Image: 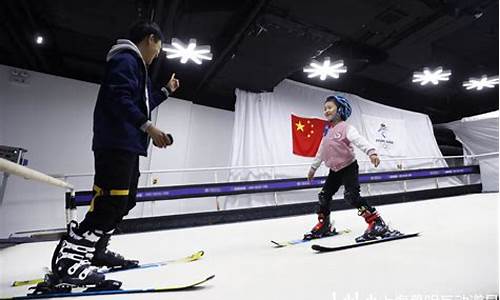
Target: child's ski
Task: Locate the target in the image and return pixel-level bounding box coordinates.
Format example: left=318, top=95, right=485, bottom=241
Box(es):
left=271, top=228, right=351, bottom=248
left=312, top=232, right=420, bottom=252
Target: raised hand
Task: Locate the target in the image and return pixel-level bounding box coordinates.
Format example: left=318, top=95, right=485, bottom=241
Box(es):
left=166, top=73, right=180, bottom=92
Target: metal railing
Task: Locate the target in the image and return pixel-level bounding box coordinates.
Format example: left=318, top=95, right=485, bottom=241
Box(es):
left=50, top=152, right=496, bottom=213
left=5, top=153, right=494, bottom=239
left=50, top=152, right=497, bottom=179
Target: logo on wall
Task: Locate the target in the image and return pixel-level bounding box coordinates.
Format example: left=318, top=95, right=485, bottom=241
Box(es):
left=375, top=123, right=395, bottom=149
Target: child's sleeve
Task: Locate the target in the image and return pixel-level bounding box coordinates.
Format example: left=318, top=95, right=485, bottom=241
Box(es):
left=310, top=137, right=324, bottom=170
left=346, top=125, right=377, bottom=156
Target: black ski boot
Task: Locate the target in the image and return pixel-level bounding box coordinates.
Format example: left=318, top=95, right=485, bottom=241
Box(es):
left=29, top=273, right=121, bottom=296
left=304, top=213, right=336, bottom=240
left=355, top=207, right=396, bottom=242
left=92, top=233, right=139, bottom=270
left=51, top=221, right=107, bottom=286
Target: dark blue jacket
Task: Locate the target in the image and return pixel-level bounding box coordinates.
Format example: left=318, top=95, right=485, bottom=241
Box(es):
left=92, top=50, right=168, bottom=156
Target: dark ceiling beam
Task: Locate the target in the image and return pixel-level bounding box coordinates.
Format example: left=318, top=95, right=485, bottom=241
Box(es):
left=377, top=0, right=496, bottom=51
left=194, top=0, right=270, bottom=97
left=18, top=0, right=66, bottom=74
left=163, top=0, right=181, bottom=40
left=155, top=0, right=181, bottom=40
left=265, top=5, right=348, bottom=42
left=135, top=0, right=154, bottom=19
left=150, top=0, right=182, bottom=82
left=263, top=7, right=381, bottom=74
left=422, top=105, right=457, bottom=118
left=0, top=2, right=39, bottom=70
left=3, top=1, right=50, bottom=72
left=2, top=21, right=38, bottom=69
left=418, top=0, right=447, bottom=10
left=382, top=13, right=447, bottom=51
left=58, top=52, right=104, bottom=67
left=430, top=42, right=481, bottom=68
left=0, top=47, right=10, bottom=55
left=150, top=0, right=163, bottom=21
left=37, top=23, right=112, bottom=45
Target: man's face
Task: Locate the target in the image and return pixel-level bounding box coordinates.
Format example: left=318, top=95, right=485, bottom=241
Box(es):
left=144, top=35, right=162, bottom=65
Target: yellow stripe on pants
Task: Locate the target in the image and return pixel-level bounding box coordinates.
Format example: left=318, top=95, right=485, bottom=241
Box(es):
left=88, top=185, right=129, bottom=212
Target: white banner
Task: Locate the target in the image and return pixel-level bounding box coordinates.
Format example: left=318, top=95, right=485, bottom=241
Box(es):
left=362, top=115, right=406, bottom=157
left=439, top=112, right=499, bottom=191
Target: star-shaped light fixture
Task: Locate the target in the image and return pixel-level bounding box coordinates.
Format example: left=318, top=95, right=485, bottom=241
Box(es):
left=303, top=57, right=347, bottom=80
left=462, top=75, right=499, bottom=90
left=412, top=67, right=451, bottom=85
left=163, top=38, right=213, bottom=65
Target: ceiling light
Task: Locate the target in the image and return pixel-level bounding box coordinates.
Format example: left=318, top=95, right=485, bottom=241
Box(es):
left=303, top=57, right=347, bottom=80
left=473, top=10, right=483, bottom=19
left=412, top=67, right=451, bottom=85
left=35, top=35, right=44, bottom=45
left=162, top=38, right=213, bottom=65
left=462, top=75, right=499, bottom=90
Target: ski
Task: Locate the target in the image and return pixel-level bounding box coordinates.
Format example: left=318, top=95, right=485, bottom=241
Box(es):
left=271, top=228, right=351, bottom=248
left=11, top=250, right=205, bottom=287
left=311, top=232, right=420, bottom=252
left=1, top=275, right=215, bottom=299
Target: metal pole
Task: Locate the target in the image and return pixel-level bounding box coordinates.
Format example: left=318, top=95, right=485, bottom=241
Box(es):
left=433, top=161, right=439, bottom=189
left=214, top=171, right=221, bottom=211
left=365, top=162, right=372, bottom=196
left=400, top=160, right=408, bottom=192
left=65, top=190, right=77, bottom=227
left=0, top=172, right=10, bottom=205
left=272, top=167, right=278, bottom=206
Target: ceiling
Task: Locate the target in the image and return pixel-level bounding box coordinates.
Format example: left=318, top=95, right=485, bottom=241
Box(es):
left=0, top=0, right=498, bottom=123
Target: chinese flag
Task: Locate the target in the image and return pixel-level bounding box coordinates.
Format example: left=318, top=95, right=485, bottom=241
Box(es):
left=291, top=114, right=327, bottom=157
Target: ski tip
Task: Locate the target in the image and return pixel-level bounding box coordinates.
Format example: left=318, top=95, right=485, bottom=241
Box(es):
left=397, top=232, right=420, bottom=237
left=187, top=274, right=215, bottom=288
left=270, top=241, right=284, bottom=247
left=186, top=250, right=205, bottom=262
left=193, top=274, right=216, bottom=288
left=206, top=274, right=216, bottom=281
left=311, top=244, right=323, bottom=252
left=11, top=279, right=44, bottom=287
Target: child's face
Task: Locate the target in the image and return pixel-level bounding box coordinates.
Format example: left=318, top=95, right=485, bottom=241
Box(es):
left=324, top=100, right=337, bottom=121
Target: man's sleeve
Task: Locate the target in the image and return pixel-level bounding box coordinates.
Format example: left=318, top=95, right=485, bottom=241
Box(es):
left=149, top=85, right=169, bottom=111
left=107, top=56, right=148, bottom=128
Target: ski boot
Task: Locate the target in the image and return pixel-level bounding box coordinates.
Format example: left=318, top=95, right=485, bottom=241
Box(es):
left=28, top=273, right=73, bottom=296
left=304, top=213, right=336, bottom=240
left=28, top=272, right=121, bottom=296
left=92, top=232, right=139, bottom=271
left=50, top=221, right=111, bottom=287
left=355, top=207, right=400, bottom=242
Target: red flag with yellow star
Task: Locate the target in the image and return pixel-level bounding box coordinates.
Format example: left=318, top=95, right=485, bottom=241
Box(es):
left=291, top=114, right=327, bottom=157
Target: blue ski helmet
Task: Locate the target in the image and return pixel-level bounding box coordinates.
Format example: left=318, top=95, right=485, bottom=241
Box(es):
left=325, top=95, right=352, bottom=121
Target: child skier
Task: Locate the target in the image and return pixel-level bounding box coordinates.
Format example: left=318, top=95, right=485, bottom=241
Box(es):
left=305, top=95, right=398, bottom=242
